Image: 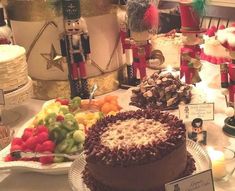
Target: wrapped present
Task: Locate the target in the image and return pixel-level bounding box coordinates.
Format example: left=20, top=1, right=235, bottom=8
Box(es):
left=4, top=0, right=123, bottom=99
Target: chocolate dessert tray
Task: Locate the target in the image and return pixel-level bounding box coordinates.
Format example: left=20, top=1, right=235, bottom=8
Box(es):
left=68, top=139, right=212, bottom=191
left=119, top=86, right=206, bottom=112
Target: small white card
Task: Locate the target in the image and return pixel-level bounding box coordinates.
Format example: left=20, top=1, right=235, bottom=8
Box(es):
left=165, top=170, right=215, bottom=191
left=0, top=89, right=5, bottom=105
left=179, top=103, right=214, bottom=122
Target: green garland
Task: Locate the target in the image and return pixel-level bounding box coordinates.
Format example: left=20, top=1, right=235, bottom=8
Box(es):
left=192, top=0, right=206, bottom=15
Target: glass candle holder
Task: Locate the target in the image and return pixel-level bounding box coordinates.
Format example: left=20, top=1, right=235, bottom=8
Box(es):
left=207, top=146, right=235, bottom=181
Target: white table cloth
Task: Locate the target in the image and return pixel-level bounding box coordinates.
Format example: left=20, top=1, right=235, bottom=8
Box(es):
left=0, top=64, right=235, bottom=191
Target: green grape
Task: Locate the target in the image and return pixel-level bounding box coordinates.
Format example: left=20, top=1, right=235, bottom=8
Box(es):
left=56, top=141, right=68, bottom=153
left=73, top=130, right=85, bottom=143
left=72, top=97, right=81, bottom=106
left=50, top=127, right=67, bottom=144
left=64, top=113, right=75, bottom=121
left=64, top=138, right=76, bottom=154
left=62, top=120, right=78, bottom=131
left=45, top=112, right=57, bottom=126
left=59, top=105, right=69, bottom=115
left=69, top=97, right=81, bottom=111
left=66, top=145, right=78, bottom=154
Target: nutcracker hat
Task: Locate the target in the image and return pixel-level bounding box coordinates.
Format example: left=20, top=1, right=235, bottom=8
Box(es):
left=179, top=0, right=206, bottom=33
left=127, top=0, right=159, bottom=32
left=62, top=0, right=81, bottom=20
left=192, top=118, right=203, bottom=128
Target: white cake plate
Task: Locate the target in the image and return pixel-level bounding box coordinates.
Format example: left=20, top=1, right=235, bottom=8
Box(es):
left=68, top=139, right=212, bottom=191
left=1, top=77, right=33, bottom=125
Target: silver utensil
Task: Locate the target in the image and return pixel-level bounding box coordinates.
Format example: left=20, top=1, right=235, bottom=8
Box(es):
left=11, top=151, right=83, bottom=161
left=89, top=84, right=98, bottom=107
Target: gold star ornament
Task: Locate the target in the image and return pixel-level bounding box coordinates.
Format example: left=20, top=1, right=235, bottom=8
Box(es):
left=41, top=44, right=64, bottom=72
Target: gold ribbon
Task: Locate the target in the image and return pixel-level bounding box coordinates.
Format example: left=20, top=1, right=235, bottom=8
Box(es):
left=5, top=0, right=62, bottom=21
left=4, top=0, right=114, bottom=21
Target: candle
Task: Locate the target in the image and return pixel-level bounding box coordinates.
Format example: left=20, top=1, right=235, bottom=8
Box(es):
left=207, top=147, right=227, bottom=180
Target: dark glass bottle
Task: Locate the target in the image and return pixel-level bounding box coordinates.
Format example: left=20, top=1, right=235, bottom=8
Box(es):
left=0, top=3, right=12, bottom=44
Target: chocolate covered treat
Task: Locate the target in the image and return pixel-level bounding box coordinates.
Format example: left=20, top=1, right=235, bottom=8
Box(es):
left=83, top=109, right=196, bottom=191
left=130, top=70, right=191, bottom=110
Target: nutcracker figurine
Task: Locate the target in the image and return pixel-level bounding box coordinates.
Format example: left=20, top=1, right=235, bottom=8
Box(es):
left=179, top=0, right=206, bottom=84
left=127, top=0, right=159, bottom=85
left=60, top=0, right=90, bottom=99
left=188, top=118, right=207, bottom=145
left=0, top=3, right=11, bottom=44
left=217, top=26, right=235, bottom=137
left=116, top=3, right=134, bottom=85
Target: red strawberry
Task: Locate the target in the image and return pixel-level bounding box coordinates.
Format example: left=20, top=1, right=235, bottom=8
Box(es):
left=22, top=129, right=33, bottom=141
left=219, top=25, right=225, bottom=30
left=5, top=154, right=15, bottom=162
left=10, top=144, right=22, bottom=152
left=35, top=144, right=44, bottom=152
left=25, top=136, right=38, bottom=150
left=41, top=141, right=55, bottom=152
left=12, top=138, right=23, bottom=146
left=36, top=132, right=49, bottom=144
left=56, top=115, right=64, bottom=122
left=207, top=29, right=215, bottom=37
left=55, top=98, right=69, bottom=106
left=39, top=156, right=54, bottom=164
left=35, top=125, right=49, bottom=134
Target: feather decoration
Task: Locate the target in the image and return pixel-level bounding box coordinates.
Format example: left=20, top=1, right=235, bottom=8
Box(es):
left=143, top=3, right=159, bottom=28
left=127, top=0, right=159, bottom=32
left=192, top=0, right=206, bottom=15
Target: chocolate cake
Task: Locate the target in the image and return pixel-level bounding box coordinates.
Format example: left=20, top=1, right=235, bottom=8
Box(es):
left=130, top=70, right=191, bottom=110
left=83, top=109, right=196, bottom=191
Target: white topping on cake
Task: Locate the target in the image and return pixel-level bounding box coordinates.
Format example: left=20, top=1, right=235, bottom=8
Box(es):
left=101, top=118, right=169, bottom=150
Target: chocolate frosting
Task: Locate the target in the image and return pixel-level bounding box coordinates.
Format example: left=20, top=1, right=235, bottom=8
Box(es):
left=84, top=109, right=186, bottom=167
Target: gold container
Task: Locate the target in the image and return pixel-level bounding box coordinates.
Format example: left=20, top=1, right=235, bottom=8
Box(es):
left=4, top=0, right=114, bottom=21
left=32, top=69, right=122, bottom=100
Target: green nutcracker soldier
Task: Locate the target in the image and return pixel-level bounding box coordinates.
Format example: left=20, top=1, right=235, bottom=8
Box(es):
left=60, top=0, right=90, bottom=99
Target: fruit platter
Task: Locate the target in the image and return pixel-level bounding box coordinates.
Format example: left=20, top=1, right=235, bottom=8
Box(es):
left=0, top=95, right=122, bottom=174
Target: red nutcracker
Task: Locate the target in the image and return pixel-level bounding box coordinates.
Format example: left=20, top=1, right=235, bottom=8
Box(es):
left=127, top=0, right=159, bottom=85
left=117, top=5, right=134, bottom=85
left=179, top=0, right=206, bottom=84
left=60, top=0, right=90, bottom=99
left=217, top=27, right=235, bottom=104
